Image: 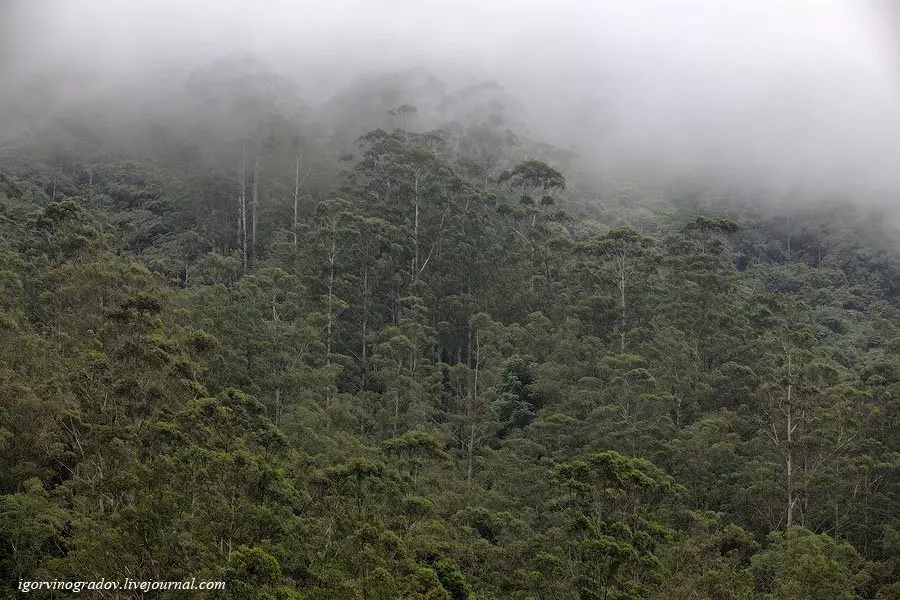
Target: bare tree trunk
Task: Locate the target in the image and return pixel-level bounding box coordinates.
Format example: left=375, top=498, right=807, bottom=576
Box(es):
left=271, top=287, right=283, bottom=425
left=293, top=150, right=303, bottom=249
left=361, top=267, right=369, bottom=389
left=413, top=172, right=420, bottom=281
left=617, top=254, right=627, bottom=353
left=467, top=422, right=476, bottom=482
left=467, top=330, right=480, bottom=482
left=240, top=142, right=248, bottom=270
left=326, top=232, right=336, bottom=365
left=393, top=388, right=400, bottom=435
left=467, top=321, right=473, bottom=367
left=786, top=352, right=796, bottom=529
left=252, top=155, right=259, bottom=263
left=274, top=387, right=282, bottom=427
left=786, top=210, right=792, bottom=261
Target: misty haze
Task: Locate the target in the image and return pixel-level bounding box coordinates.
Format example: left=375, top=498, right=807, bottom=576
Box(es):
left=1, top=1, right=900, bottom=598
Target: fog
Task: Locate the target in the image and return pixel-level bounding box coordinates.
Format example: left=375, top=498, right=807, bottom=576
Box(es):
left=2, top=0, right=899, bottom=197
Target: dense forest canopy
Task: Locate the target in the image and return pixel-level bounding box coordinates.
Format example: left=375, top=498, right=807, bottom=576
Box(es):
left=2, top=1, right=900, bottom=599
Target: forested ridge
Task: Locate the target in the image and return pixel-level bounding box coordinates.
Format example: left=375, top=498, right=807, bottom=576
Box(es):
left=1, top=60, right=900, bottom=599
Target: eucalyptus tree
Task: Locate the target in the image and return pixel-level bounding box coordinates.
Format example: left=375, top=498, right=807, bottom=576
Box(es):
left=578, top=226, right=657, bottom=353
left=656, top=217, right=745, bottom=369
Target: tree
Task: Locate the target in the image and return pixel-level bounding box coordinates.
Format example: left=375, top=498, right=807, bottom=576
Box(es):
left=499, top=159, right=565, bottom=199
left=751, top=527, right=868, bottom=600
left=547, top=452, right=677, bottom=599
left=652, top=511, right=756, bottom=600
left=752, top=301, right=856, bottom=532
left=578, top=226, right=656, bottom=353
left=0, top=479, right=67, bottom=583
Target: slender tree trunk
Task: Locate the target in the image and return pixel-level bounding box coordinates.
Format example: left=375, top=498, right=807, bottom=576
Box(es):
left=413, top=172, right=420, bottom=282
left=863, top=470, right=870, bottom=553
left=240, top=142, right=248, bottom=270
left=786, top=210, right=792, bottom=261
left=252, top=155, right=259, bottom=263
left=326, top=232, right=336, bottom=365
left=293, top=150, right=303, bottom=249
left=270, top=284, right=281, bottom=420
left=786, top=352, right=795, bottom=529
left=617, top=255, right=627, bottom=353
left=321, top=228, right=338, bottom=407
left=361, top=267, right=369, bottom=389
left=467, top=422, right=476, bottom=482
left=467, top=322, right=473, bottom=367
left=467, top=331, right=480, bottom=482
left=466, top=281, right=473, bottom=366
left=393, top=388, right=400, bottom=435
left=274, top=387, right=282, bottom=427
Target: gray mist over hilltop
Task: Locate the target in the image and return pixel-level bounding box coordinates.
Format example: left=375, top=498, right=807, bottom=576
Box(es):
left=2, top=0, right=898, bottom=200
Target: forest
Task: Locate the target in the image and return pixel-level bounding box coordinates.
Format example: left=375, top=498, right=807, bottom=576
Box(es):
left=1, top=51, right=900, bottom=599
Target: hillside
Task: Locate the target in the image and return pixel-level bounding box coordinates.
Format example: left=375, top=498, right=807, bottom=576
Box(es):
left=1, top=62, right=900, bottom=599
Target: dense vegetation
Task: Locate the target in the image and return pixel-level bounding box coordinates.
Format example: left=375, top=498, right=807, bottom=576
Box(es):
left=2, top=59, right=899, bottom=599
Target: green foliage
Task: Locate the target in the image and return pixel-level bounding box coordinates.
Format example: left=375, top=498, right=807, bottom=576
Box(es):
left=499, top=159, right=565, bottom=193
left=1, top=69, right=900, bottom=599
left=0, top=479, right=67, bottom=582
left=433, top=559, right=469, bottom=600
left=751, top=527, right=869, bottom=599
